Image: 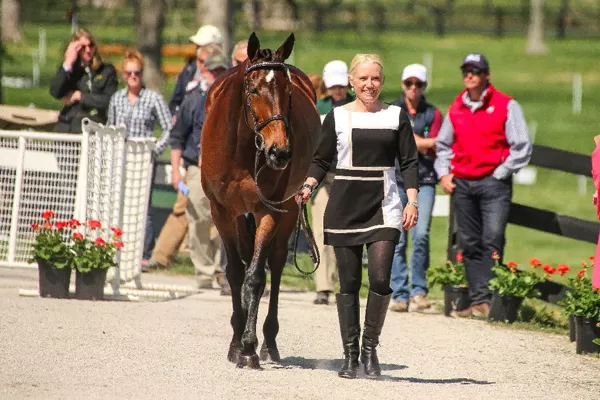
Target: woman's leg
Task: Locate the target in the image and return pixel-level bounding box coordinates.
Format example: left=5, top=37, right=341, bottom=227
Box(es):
left=333, top=245, right=363, bottom=379
left=361, top=240, right=395, bottom=378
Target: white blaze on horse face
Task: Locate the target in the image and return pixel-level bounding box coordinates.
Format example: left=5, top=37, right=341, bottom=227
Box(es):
left=265, top=70, right=275, bottom=83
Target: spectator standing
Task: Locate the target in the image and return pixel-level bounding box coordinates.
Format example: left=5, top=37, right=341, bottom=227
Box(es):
left=50, top=28, right=117, bottom=133
left=298, top=54, right=419, bottom=379
left=312, top=60, right=355, bottom=306
left=169, top=51, right=229, bottom=289
left=107, top=50, right=172, bottom=265
left=389, top=64, right=443, bottom=313
left=434, top=53, right=532, bottom=317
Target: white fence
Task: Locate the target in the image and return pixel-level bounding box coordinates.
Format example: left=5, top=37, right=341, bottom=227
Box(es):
left=0, top=119, right=155, bottom=294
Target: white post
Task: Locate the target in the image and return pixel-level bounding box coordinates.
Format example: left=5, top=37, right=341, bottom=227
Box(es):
left=39, top=28, right=47, bottom=65
left=528, top=120, right=537, bottom=142
left=8, top=137, right=27, bottom=265
left=423, top=52, right=433, bottom=90
left=572, top=73, right=582, bottom=115
left=578, top=175, right=587, bottom=195
left=32, top=50, right=40, bottom=87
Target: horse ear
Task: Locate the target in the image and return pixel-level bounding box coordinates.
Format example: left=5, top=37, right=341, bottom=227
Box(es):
left=247, top=32, right=260, bottom=61
left=276, top=33, right=295, bottom=62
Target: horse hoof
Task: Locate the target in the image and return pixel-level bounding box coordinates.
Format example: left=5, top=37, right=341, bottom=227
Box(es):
left=259, top=342, right=281, bottom=363
left=227, top=344, right=242, bottom=364
left=236, top=353, right=262, bottom=369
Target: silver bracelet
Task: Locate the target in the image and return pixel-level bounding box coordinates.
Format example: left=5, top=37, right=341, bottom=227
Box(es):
left=407, top=201, right=418, bottom=209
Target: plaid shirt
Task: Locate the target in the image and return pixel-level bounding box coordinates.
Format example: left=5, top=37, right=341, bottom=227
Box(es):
left=108, top=87, right=172, bottom=155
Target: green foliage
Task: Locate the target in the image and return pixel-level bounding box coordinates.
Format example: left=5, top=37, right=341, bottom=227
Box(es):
left=559, top=266, right=600, bottom=321
left=71, top=222, right=123, bottom=273
left=489, top=258, right=545, bottom=299
left=428, top=253, right=468, bottom=288
left=28, top=213, right=73, bottom=269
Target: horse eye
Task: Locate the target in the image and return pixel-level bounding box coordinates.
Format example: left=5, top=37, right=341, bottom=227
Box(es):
left=250, top=87, right=259, bottom=95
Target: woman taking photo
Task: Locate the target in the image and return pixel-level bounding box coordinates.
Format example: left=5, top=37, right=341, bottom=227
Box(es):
left=298, top=54, right=419, bottom=379
left=107, top=49, right=173, bottom=266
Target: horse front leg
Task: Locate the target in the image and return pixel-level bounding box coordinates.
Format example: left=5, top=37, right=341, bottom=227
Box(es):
left=237, top=212, right=277, bottom=369
left=260, top=210, right=298, bottom=363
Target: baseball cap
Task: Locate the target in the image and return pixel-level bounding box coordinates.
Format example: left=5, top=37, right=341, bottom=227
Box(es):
left=322, top=60, right=349, bottom=89
left=189, top=25, right=223, bottom=47
left=460, top=53, right=490, bottom=70
left=204, top=51, right=229, bottom=71
left=401, top=64, right=427, bottom=83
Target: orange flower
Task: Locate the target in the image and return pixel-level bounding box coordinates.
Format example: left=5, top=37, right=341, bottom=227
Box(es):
left=581, top=260, right=589, bottom=269
left=589, top=256, right=595, bottom=261
left=42, top=210, right=55, bottom=220
left=506, top=261, right=518, bottom=272
left=576, top=269, right=586, bottom=279
left=529, top=258, right=542, bottom=268
left=456, top=252, right=464, bottom=262
left=491, top=251, right=500, bottom=260
left=87, top=220, right=101, bottom=229
left=73, top=232, right=84, bottom=240
left=556, top=264, right=570, bottom=276
left=94, top=237, right=106, bottom=247
left=114, top=241, right=124, bottom=249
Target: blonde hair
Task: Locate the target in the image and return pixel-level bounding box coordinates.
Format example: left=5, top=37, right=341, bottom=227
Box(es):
left=70, top=28, right=102, bottom=70
left=348, top=53, right=385, bottom=83
left=231, top=39, right=248, bottom=61
left=122, top=49, right=144, bottom=71
left=308, top=74, right=327, bottom=100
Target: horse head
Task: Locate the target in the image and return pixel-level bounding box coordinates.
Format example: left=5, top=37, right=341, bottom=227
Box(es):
left=243, top=32, right=295, bottom=171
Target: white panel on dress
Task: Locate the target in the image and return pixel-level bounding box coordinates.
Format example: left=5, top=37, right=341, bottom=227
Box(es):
left=381, top=168, right=402, bottom=229
left=333, top=107, right=352, bottom=168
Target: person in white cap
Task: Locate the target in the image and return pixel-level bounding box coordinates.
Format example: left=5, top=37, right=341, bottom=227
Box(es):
left=168, top=25, right=224, bottom=116
left=389, top=63, right=443, bottom=313
left=316, top=60, right=354, bottom=115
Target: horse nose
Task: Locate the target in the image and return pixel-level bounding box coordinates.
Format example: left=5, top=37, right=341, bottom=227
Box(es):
left=268, top=145, right=291, bottom=164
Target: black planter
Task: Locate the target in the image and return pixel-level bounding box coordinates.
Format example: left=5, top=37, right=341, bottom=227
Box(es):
left=488, top=292, right=523, bottom=323
left=443, top=285, right=470, bottom=316
left=575, top=317, right=600, bottom=355
left=38, top=261, right=71, bottom=299
left=568, top=315, right=577, bottom=343
left=75, top=268, right=108, bottom=300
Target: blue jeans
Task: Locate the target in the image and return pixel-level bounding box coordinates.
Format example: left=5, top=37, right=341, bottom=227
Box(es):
left=143, top=210, right=155, bottom=261
left=390, top=184, right=435, bottom=302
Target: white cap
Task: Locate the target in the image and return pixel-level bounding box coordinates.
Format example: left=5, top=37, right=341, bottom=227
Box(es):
left=322, top=60, right=349, bottom=89
left=401, top=63, right=427, bottom=83
left=189, top=25, right=223, bottom=47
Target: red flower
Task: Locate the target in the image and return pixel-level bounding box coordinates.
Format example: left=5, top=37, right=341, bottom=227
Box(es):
left=111, top=227, right=123, bottom=237
left=69, top=218, right=81, bottom=227
left=42, top=222, right=52, bottom=230
left=576, top=269, right=586, bottom=278
left=42, top=210, right=55, bottom=220
left=31, top=223, right=39, bottom=231
left=556, top=264, right=570, bottom=276
left=529, top=258, right=542, bottom=268
left=589, top=256, right=595, bottom=261
left=506, top=261, right=518, bottom=272
left=456, top=252, right=464, bottom=262
left=491, top=251, right=500, bottom=260
left=114, top=241, right=124, bottom=249
left=94, top=237, right=106, bottom=246
left=542, top=264, right=556, bottom=275
left=73, top=232, right=84, bottom=240
left=87, top=220, right=101, bottom=229
left=55, top=221, right=68, bottom=231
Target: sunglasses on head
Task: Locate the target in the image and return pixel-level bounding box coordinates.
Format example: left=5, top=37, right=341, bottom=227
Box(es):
left=461, top=67, right=487, bottom=77
left=404, top=80, right=425, bottom=89
left=124, top=70, right=141, bottom=77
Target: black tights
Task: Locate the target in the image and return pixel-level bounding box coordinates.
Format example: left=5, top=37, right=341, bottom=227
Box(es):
left=334, top=241, right=395, bottom=296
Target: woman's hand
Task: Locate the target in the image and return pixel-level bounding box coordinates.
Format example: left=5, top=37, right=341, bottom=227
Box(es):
left=296, top=178, right=318, bottom=204
left=402, top=203, right=418, bottom=230
left=64, top=40, right=81, bottom=68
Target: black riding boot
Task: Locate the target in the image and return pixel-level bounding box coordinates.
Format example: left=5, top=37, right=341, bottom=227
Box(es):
left=361, top=290, right=392, bottom=378
left=336, top=293, right=360, bottom=379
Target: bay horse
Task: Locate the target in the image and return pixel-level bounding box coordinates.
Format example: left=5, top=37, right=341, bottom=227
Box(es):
left=200, top=32, right=321, bottom=369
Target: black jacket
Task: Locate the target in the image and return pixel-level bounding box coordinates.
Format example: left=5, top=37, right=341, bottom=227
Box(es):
left=50, top=61, right=118, bottom=133
left=169, top=60, right=197, bottom=116
left=169, top=87, right=206, bottom=168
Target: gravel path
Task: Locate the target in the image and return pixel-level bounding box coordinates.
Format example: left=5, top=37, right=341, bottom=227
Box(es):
left=1, top=267, right=598, bottom=400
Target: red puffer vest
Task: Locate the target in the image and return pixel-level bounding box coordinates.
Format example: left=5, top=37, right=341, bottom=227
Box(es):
left=448, top=84, right=512, bottom=179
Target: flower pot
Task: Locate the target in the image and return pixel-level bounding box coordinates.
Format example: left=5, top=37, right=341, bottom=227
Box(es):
left=75, top=268, right=108, bottom=300
left=443, top=285, right=470, bottom=316
left=488, top=292, right=523, bottom=323
left=37, top=261, right=71, bottom=299
left=568, top=315, right=577, bottom=343
left=575, top=317, right=600, bottom=355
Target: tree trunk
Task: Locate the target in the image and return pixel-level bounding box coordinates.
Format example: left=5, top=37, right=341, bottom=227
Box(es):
left=197, top=0, right=234, bottom=57
left=2, top=0, right=22, bottom=42
left=526, top=0, right=548, bottom=55
left=132, top=0, right=165, bottom=92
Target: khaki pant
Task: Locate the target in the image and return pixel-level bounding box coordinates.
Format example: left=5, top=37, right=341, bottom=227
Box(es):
left=150, top=191, right=188, bottom=267
left=312, top=178, right=337, bottom=293
left=185, top=165, right=220, bottom=278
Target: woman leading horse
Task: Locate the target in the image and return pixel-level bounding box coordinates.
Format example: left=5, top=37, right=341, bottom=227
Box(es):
left=200, top=32, right=321, bottom=369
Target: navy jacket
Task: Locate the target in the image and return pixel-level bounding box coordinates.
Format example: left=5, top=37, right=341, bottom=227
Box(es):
left=168, top=87, right=206, bottom=168
left=169, top=60, right=197, bottom=115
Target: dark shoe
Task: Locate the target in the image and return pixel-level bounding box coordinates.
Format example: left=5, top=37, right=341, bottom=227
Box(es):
left=313, top=291, right=330, bottom=305
left=361, top=290, right=392, bottom=378
left=141, top=259, right=165, bottom=273
left=336, top=293, right=360, bottom=379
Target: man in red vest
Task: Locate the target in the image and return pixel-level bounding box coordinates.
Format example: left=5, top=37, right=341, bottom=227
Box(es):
left=434, top=53, right=533, bottom=317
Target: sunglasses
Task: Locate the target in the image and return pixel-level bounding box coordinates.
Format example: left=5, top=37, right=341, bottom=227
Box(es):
left=461, top=67, right=487, bottom=77
left=124, top=70, right=141, bottom=77
left=404, top=80, right=425, bottom=89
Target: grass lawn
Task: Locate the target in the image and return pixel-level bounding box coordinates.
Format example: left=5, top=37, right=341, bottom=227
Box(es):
left=3, top=24, right=598, bottom=302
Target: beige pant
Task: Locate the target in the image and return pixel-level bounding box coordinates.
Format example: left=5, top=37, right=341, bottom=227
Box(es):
left=312, top=179, right=337, bottom=293
left=185, top=165, right=220, bottom=278
left=150, top=191, right=188, bottom=267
